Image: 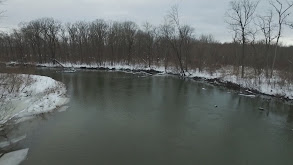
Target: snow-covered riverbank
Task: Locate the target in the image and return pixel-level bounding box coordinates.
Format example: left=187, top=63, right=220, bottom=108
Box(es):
left=0, top=148, right=29, bottom=165
left=6, top=61, right=293, bottom=100
left=0, top=74, right=69, bottom=126
left=0, top=73, right=69, bottom=164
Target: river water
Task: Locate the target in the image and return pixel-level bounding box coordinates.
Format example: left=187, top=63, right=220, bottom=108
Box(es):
left=11, top=69, right=293, bottom=165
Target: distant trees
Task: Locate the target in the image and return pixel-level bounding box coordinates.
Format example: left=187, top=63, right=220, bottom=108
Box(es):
left=161, top=5, right=194, bottom=75
left=89, top=19, right=108, bottom=64
left=255, top=10, right=275, bottom=76
left=224, top=0, right=293, bottom=79
left=269, top=0, right=293, bottom=77
left=43, top=18, right=61, bottom=64
left=196, top=34, right=218, bottom=72
left=225, top=0, right=259, bottom=77
left=21, top=20, right=44, bottom=63
left=107, top=21, right=120, bottom=64
left=18, top=18, right=61, bottom=63
left=122, top=21, right=137, bottom=65
left=0, top=2, right=292, bottom=80
left=142, top=22, right=156, bottom=68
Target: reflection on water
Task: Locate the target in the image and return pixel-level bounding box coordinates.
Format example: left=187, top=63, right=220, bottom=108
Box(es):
left=9, top=69, right=293, bottom=165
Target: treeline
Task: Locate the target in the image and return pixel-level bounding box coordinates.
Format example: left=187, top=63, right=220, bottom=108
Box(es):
left=0, top=1, right=292, bottom=79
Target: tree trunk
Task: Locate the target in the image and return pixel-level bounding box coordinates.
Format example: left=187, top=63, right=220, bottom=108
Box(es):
left=241, top=31, right=245, bottom=78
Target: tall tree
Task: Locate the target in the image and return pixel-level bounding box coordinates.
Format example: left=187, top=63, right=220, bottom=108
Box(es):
left=41, top=18, right=61, bottom=63
left=225, top=0, right=259, bottom=77
left=21, top=20, right=45, bottom=63
left=256, top=10, right=275, bottom=76
left=162, top=5, right=194, bottom=75
left=270, top=0, right=293, bottom=77
left=142, top=22, right=156, bottom=68
left=89, top=19, right=108, bottom=64
left=122, top=21, right=137, bottom=65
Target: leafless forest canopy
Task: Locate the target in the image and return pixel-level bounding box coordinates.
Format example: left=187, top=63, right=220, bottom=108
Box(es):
left=0, top=0, right=292, bottom=80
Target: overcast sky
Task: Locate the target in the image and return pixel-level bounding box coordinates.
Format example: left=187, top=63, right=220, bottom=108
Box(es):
left=1, top=0, right=293, bottom=44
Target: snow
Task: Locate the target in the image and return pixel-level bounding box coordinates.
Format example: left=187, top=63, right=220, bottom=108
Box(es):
left=0, top=74, right=69, bottom=125
left=239, top=94, right=256, bottom=98
left=57, top=106, right=70, bottom=112
left=7, top=61, right=293, bottom=99
left=0, top=148, right=29, bottom=165
left=14, top=116, right=35, bottom=125
left=0, top=74, right=69, bottom=165
left=0, top=135, right=27, bottom=148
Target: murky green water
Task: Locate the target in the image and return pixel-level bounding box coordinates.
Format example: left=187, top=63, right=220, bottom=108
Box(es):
left=13, top=70, right=293, bottom=165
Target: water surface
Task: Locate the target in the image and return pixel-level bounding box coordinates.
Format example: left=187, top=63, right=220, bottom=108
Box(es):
left=13, top=70, right=293, bottom=165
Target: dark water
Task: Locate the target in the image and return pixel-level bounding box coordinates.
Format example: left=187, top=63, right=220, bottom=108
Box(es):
left=13, top=70, right=293, bottom=165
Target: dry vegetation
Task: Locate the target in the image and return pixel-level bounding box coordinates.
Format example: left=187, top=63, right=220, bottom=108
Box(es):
left=0, top=66, right=36, bottom=127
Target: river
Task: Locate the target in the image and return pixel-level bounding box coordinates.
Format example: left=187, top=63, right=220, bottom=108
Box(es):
left=9, top=69, right=293, bottom=165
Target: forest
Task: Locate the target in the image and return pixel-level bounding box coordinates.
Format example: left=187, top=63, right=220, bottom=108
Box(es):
left=0, top=0, right=292, bottom=81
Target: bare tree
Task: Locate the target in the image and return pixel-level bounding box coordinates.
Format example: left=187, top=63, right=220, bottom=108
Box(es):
left=20, top=20, right=45, bottom=63
left=256, top=10, right=276, bottom=76
left=270, top=0, right=293, bottom=77
left=12, top=30, right=25, bottom=63
left=225, top=0, right=259, bottom=78
left=59, top=26, right=70, bottom=62
left=66, top=23, right=79, bottom=61
left=142, top=22, right=156, bottom=68
left=107, top=21, right=120, bottom=64
left=89, top=19, right=108, bottom=65
left=39, top=18, right=61, bottom=64
left=249, top=29, right=263, bottom=75
left=0, top=10, right=293, bottom=84
left=72, top=21, right=90, bottom=63
left=162, top=5, right=194, bottom=76
left=180, top=25, right=194, bottom=73
left=122, top=21, right=137, bottom=65
left=196, top=34, right=216, bottom=72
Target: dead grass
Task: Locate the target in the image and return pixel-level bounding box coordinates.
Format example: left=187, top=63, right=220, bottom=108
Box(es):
left=0, top=66, right=36, bottom=128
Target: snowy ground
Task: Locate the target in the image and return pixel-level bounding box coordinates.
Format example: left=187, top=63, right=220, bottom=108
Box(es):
left=0, top=73, right=69, bottom=126
left=0, top=148, right=29, bottom=165
left=29, top=62, right=292, bottom=100
left=6, top=61, right=293, bottom=99
left=0, top=74, right=69, bottom=165
left=188, top=67, right=293, bottom=100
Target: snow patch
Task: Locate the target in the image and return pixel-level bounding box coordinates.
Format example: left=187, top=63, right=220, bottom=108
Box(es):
left=58, top=106, right=70, bottom=112
left=14, top=116, right=35, bottom=125
left=239, top=94, right=256, bottom=98
left=9, top=62, right=293, bottom=100
left=0, top=135, right=27, bottom=149
left=0, top=148, right=29, bottom=165
left=0, top=74, right=69, bottom=125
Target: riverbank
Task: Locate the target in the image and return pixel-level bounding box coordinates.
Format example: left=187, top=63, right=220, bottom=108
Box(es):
left=0, top=73, right=69, bottom=164
left=4, top=64, right=292, bottom=165
left=0, top=73, right=69, bottom=126
left=5, top=61, right=293, bottom=100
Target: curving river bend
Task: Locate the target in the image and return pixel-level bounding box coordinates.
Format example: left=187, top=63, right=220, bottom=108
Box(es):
left=12, top=69, right=293, bottom=165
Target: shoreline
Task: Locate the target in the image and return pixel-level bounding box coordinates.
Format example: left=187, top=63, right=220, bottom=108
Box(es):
left=5, top=62, right=293, bottom=102
left=0, top=73, right=69, bottom=163
left=0, top=73, right=69, bottom=126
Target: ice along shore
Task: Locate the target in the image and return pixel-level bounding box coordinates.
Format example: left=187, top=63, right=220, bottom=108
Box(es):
left=29, top=62, right=293, bottom=101
left=0, top=74, right=69, bottom=165
left=0, top=74, right=69, bottom=126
